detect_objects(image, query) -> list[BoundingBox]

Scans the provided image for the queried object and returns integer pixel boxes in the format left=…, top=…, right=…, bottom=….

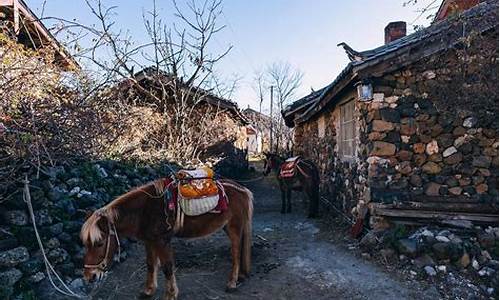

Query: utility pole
left=269, top=86, right=274, bottom=153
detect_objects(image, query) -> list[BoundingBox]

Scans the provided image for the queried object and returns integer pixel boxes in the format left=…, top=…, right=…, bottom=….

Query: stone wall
left=364, top=28, right=498, bottom=206
left=293, top=27, right=498, bottom=220
left=294, top=91, right=370, bottom=214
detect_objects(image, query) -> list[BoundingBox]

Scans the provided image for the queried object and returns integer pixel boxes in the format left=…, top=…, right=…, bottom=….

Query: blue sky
left=27, top=0, right=435, bottom=111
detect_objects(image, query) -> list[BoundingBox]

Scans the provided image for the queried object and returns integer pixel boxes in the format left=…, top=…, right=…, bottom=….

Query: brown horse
left=80, top=178, right=253, bottom=300
left=263, top=153, right=319, bottom=218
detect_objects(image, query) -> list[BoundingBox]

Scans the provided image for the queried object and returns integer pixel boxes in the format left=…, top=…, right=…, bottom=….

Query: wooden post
left=13, top=0, right=19, bottom=34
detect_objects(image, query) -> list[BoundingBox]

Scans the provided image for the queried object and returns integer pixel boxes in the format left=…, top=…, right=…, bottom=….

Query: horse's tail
left=241, top=188, right=253, bottom=276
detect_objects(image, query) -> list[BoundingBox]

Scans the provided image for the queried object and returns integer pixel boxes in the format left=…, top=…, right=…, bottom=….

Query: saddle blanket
left=165, top=167, right=228, bottom=216
left=279, top=156, right=300, bottom=178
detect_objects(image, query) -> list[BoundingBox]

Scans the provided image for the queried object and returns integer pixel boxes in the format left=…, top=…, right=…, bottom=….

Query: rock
left=435, top=236, right=450, bottom=243
left=463, top=116, right=478, bottom=128
left=444, top=153, right=463, bottom=165
left=425, top=182, right=442, bottom=196
left=379, top=108, right=401, bottom=123
left=69, top=186, right=81, bottom=197
left=422, top=162, right=441, bottom=174
left=410, top=175, right=423, bottom=187
left=46, top=238, right=60, bottom=249
left=47, top=248, right=69, bottom=264
left=372, top=120, right=394, bottom=132
left=370, top=141, right=396, bottom=156
left=413, top=143, right=425, bottom=154
left=478, top=233, right=496, bottom=249
left=0, top=286, right=14, bottom=299
left=442, top=146, right=457, bottom=158
left=478, top=267, right=495, bottom=277
left=448, top=187, right=463, bottom=196
left=34, top=209, right=53, bottom=226
left=436, top=265, right=446, bottom=273
left=0, top=238, right=18, bottom=251
left=2, top=210, right=29, bottom=226
left=0, top=247, right=29, bottom=267
left=459, top=253, right=471, bottom=268
left=400, top=123, right=417, bottom=135
left=397, top=161, right=412, bottom=175
left=397, top=239, right=418, bottom=257
left=475, top=183, right=488, bottom=194
left=426, top=140, right=439, bottom=155
left=424, top=266, right=437, bottom=277
left=48, top=223, right=64, bottom=236
left=26, top=271, right=45, bottom=284
left=414, top=254, right=435, bottom=268
left=19, top=258, right=43, bottom=275
left=472, top=156, right=491, bottom=168
left=0, top=268, right=22, bottom=286
left=432, top=242, right=449, bottom=259
left=397, top=150, right=413, bottom=161
left=472, top=259, right=480, bottom=270
left=95, top=164, right=108, bottom=178
left=360, top=231, right=379, bottom=250
left=380, top=248, right=396, bottom=261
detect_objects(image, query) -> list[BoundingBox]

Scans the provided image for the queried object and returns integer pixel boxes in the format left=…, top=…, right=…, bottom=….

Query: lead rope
left=23, top=175, right=86, bottom=299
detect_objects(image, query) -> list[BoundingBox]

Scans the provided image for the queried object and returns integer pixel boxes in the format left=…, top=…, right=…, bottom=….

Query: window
left=339, top=100, right=356, bottom=159
left=317, top=116, right=325, bottom=138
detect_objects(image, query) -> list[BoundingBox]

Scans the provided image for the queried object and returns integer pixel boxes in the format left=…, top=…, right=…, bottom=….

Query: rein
left=84, top=220, right=121, bottom=271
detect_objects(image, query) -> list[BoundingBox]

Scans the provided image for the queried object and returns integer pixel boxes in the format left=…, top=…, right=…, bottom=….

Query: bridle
left=83, top=220, right=121, bottom=272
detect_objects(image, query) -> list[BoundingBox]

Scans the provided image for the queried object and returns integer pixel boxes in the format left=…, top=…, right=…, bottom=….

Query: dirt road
left=89, top=170, right=441, bottom=300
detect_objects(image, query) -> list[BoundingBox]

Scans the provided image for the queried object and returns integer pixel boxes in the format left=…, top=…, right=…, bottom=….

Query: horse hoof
left=138, top=291, right=154, bottom=299
left=226, top=281, right=239, bottom=293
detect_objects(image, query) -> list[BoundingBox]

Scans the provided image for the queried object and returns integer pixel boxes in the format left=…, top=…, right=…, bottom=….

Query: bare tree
left=266, top=61, right=303, bottom=154
left=48, top=0, right=241, bottom=162
left=252, top=69, right=267, bottom=114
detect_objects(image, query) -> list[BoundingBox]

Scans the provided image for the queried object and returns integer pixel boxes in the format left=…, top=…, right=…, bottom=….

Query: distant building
left=243, top=107, right=271, bottom=155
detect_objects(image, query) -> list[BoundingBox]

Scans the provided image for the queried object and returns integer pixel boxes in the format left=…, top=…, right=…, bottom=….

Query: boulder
left=472, top=156, right=491, bottom=168
left=0, top=268, right=22, bottom=286
left=444, top=153, right=463, bottom=165
left=424, top=266, right=437, bottom=277
left=442, top=146, right=457, bottom=158
left=0, top=247, right=29, bottom=268
left=422, top=162, right=441, bottom=174
left=463, top=116, right=478, bottom=128
left=2, top=210, right=28, bottom=226
left=370, top=141, right=396, bottom=156
left=425, top=182, right=442, bottom=196
left=426, top=140, right=439, bottom=155
left=397, top=239, right=418, bottom=257
left=432, top=242, right=449, bottom=259
left=372, top=120, right=394, bottom=132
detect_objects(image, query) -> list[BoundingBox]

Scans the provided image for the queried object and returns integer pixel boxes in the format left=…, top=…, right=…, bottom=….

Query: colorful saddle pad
left=166, top=167, right=228, bottom=216
left=279, top=156, right=300, bottom=178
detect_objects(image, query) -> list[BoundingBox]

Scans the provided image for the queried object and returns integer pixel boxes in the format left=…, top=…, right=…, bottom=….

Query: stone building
left=283, top=0, right=498, bottom=228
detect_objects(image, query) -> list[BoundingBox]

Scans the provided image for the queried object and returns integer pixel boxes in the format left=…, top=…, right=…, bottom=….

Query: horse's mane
left=80, top=178, right=167, bottom=245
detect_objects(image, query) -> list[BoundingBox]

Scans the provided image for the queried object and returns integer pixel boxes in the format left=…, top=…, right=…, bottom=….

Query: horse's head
left=263, top=152, right=281, bottom=176
left=80, top=209, right=120, bottom=283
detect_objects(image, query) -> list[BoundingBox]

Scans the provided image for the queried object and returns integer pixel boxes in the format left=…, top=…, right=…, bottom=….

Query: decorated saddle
left=279, top=156, right=300, bottom=178
left=165, top=167, right=228, bottom=216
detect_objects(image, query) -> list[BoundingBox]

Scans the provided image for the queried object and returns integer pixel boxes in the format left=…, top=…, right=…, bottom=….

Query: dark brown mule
left=263, top=153, right=319, bottom=218
left=80, top=178, right=253, bottom=300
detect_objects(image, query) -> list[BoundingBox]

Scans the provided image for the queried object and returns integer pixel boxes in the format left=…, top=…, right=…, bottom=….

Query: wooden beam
left=0, top=0, right=14, bottom=6
left=372, top=207, right=498, bottom=223
left=371, top=202, right=498, bottom=214
left=13, top=0, right=19, bottom=34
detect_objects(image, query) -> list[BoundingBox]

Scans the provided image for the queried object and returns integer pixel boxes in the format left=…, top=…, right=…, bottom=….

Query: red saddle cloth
left=164, top=178, right=228, bottom=214
left=279, top=156, right=300, bottom=178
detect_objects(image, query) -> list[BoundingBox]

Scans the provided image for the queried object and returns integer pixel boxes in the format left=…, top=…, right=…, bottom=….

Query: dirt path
left=89, top=167, right=441, bottom=300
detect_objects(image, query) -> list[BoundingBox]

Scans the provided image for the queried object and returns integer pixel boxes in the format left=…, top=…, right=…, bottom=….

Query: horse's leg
left=306, top=179, right=319, bottom=218
left=286, top=188, right=292, bottom=213
left=280, top=182, right=287, bottom=214
left=156, top=242, right=178, bottom=300
left=141, top=242, right=158, bottom=298
left=225, top=218, right=243, bottom=292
